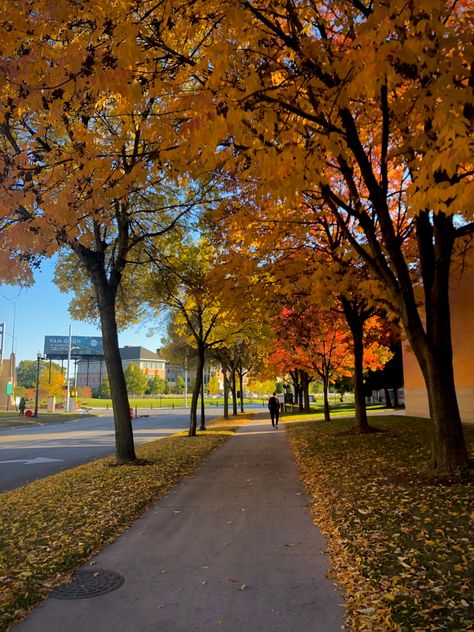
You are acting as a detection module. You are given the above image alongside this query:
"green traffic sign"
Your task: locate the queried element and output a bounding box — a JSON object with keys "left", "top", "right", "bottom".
{"left": 5, "top": 382, "right": 13, "bottom": 395}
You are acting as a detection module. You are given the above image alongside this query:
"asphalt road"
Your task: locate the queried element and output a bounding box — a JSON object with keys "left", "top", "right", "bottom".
{"left": 0, "top": 408, "right": 224, "bottom": 493}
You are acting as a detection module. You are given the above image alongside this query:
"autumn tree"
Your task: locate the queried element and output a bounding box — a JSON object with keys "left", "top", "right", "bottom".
{"left": 175, "top": 375, "right": 186, "bottom": 395}
{"left": 211, "top": 195, "right": 394, "bottom": 428}
{"left": 41, "top": 371, "right": 66, "bottom": 399}
{"left": 210, "top": 347, "right": 232, "bottom": 420}
{"left": 17, "top": 360, "right": 61, "bottom": 388}
{"left": 271, "top": 307, "right": 354, "bottom": 421}
{"left": 234, "top": 339, "right": 258, "bottom": 413}
{"left": 146, "top": 240, "right": 231, "bottom": 434}
{"left": 147, "top": 377, "right": 170, "bottom": 395}
{"left": 208, "top": 375, "right": 220, "bottom": 397}
{"left": 2, "top": 0, "right": 471, "bottom": 474}
{"left": 183, "top": 0, "right": 472, "bottom": 474}
{"left": 145, "top": 376, "right": 160, "bottom": 396}
{"left": 99, "top": 376, "right": 111, "bottom": 399}
{"left": 306, "top": 213, "right": 395, "bottom": 432}
{"left": 209, "top": 342, "right": 241, "bottom": 416}
{"left": 124, "top": 364, "right": 148, "bottom": 397}
{"left": 0, "top": 1, "right": 222, "bottom": 463}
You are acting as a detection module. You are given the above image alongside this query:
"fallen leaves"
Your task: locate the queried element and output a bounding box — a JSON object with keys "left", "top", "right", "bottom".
{"left": 287, "top": 416, "right": 474, "bottom": 631}
{"left": 0, "top": 433, "right": 231, "bottom": 631}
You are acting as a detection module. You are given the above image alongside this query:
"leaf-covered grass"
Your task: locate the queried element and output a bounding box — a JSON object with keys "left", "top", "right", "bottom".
{"left": 0, "top": 432, "right": 231, "bottom": 631}
{"left": 287, "top": 417, "right": 474, "bottom": 631}
{"left": 207, "top": 412, "right": 256, "bottom": 427}
{"left": 280, "top": 402, "right": 394, "bottom": 421}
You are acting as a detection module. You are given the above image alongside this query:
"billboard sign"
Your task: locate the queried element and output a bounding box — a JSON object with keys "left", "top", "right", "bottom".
{"left": 44, "top": 335, "right": 104, "bottom": 358}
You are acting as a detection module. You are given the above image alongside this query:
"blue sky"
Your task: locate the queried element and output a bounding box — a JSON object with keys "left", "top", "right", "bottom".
{"left": 0, "top": 258, "right": 164, "bottom": 364}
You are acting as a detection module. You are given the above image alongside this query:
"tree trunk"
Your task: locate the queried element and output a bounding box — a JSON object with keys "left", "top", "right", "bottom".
{"left": 301, "top": 371, "right": 311, "bottom": 412}
{"left": 410, "top": 337, "right": 469, "bottom": 474}
{"left": 189, "top": 346, "right": 204, "bottom": 436}
{"left": 342, "top": 299, "right": 372, "bottom": 433}
{"left": 393, "top": 388, "right": 399, "bottom": 407}
{"left": 357, "top": 205, "right": 469, "bottom": 472}
{"left": 323, "top": 378, "right": 331, "bottom": 422}
{"left": 238, "top": 366, "right": 245, "bottom": 413}
{"left": 297, "top": 371, "right": 304, "bottom": 411}
{"left": 400, "top": 212, "right": 469, "bottom": 474}
{"left": 231, "top": 368, "right": 238, "bottom": 416}
{"left": 384, "top": 388, "right": 392, "bottom": 408}
{"left": 223, "top": 366, "right": 229, "bottom": 420}
{"left": 199, "top": 365, "right": 206, "bottom": 430}
{"left": 90, "top": 269, "right": 136, "bottom": 463}
{"left": 290, "top": 371, "right": 299, "bottom": 412}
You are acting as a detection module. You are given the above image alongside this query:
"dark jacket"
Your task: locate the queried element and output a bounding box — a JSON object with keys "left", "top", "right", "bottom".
{"left": 268, "top": 396, "right": 280, "bottom": 412}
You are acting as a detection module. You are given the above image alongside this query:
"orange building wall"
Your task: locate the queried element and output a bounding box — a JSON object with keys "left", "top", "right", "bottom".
{"left": 403, "top": 260, "right": 474, "bottom": 422}
{"left": 141, "top": 366, "right": 166, "bottom": 380}
{"left": 0, "top": 355, "right": 16, "bottom": 409}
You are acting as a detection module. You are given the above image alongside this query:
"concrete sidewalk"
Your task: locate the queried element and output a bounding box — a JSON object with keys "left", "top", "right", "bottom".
{"left": 14, "top": 419, "right": 345, "bottom": 632}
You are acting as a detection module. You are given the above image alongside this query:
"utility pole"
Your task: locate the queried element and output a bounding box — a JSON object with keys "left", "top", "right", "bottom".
{"left": 184, "top": 351, "right": 188, "bottom": 408}
{"left": 33, "top": 352, "right": 42, "bottom": 417}
{"left": 0, "top": 322, "right": 5, "bottom": 365}
{"left": 65, "top": 326, "right": 72, "bottom": 413}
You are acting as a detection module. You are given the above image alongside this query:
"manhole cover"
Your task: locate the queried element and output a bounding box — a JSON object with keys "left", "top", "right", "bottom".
{"left": 51, "top": 570, "right": 125, "bottom": 599}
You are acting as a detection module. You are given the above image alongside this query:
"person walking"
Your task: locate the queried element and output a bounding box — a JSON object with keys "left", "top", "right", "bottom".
{"left": 18, "top": 397, "right": 26, "bottom": 417}
{"left": 268, "top": 392, "right": 281, "bottom": 429}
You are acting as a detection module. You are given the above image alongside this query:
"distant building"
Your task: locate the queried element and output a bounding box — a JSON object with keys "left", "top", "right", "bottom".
{"left": 163, "top": 354, "right": 220, "bottom": 390}
{"left": 120, "top": 346, "right": 166, "bottom": 379}
{"left": 76, "top": 346, "right": 166, "bottom": 389}
{"left": 76, "top": 344, "right": 223, "bottom": 393}
{"left": 165, "top": 361, "right": 188, "bottom": 387}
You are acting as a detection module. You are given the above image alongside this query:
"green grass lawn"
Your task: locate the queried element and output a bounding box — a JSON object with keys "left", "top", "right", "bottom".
{"left": 287, "top": 416, "right": 474, "bottom": 631}
{"left": 78, "top": 396, "right": 258, "bottom": 409}
{"left": 0, "top": 430, "right": 232, "bottom": 631}
{"left": 77, "top": 395, "right": 377, "bottom": 412}
{"left": 0, "top": 410, "right": 95, "bottom": 428}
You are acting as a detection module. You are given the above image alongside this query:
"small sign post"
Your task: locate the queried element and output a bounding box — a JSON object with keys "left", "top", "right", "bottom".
{"left": 5, "top": 381, "right": 13, "bottom": 412}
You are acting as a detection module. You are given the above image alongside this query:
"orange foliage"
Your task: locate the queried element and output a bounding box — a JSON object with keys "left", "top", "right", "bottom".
{"left": 269, "top": 307, "right": 353, "bottom": 385}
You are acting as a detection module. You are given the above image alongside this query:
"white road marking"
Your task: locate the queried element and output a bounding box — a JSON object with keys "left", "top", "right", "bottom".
{"left": 0, "top": 456, "right": 64, "bottom": 465}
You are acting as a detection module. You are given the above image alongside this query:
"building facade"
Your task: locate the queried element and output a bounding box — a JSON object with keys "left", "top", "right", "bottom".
{"left": 76, "top": 346, "right": 166, "bottom": 389}
{"left": 75, "top": 345, "right": 224, "bottom": 393}
{"left": 403, "top": 257, "right": 474, "bottom": 422}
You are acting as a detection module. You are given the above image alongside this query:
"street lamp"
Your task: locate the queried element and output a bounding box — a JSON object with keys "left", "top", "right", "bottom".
{"left": 33, "top": 352, "right": 43, "bottom": 417}
{"left": 184, "top": 351, "right": 188, "bottom": 408}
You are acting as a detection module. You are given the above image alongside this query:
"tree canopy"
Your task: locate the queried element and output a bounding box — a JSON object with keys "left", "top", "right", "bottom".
{"left": 0, "top": 0, "right": 471, "bottom": 473}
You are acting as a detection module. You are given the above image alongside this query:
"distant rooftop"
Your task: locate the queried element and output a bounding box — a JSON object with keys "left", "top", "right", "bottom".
{"left": 120, "top": 346, "right": 165, "bottom": 361}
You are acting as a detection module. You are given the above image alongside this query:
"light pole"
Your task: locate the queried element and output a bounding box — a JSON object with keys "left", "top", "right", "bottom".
{"left": 184, "top": 351, "right": 188, "bottom": 408}
{"left": 0, "top": 293, "right": 18, "bottom": 410}
{"left": 33, "top": 352, "right": 43, "bottom": 417}
{"left": 65, "top": 326, "right": 72, "bottom": 413}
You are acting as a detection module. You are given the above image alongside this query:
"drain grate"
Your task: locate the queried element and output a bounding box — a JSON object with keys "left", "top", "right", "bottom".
{"left": 51, "top": 570, "right": 125, "bottom": 600}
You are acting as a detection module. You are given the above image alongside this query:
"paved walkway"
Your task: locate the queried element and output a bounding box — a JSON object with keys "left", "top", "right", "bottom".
{"left": 14, "top": 418, "right": 345, "bottom": 632}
